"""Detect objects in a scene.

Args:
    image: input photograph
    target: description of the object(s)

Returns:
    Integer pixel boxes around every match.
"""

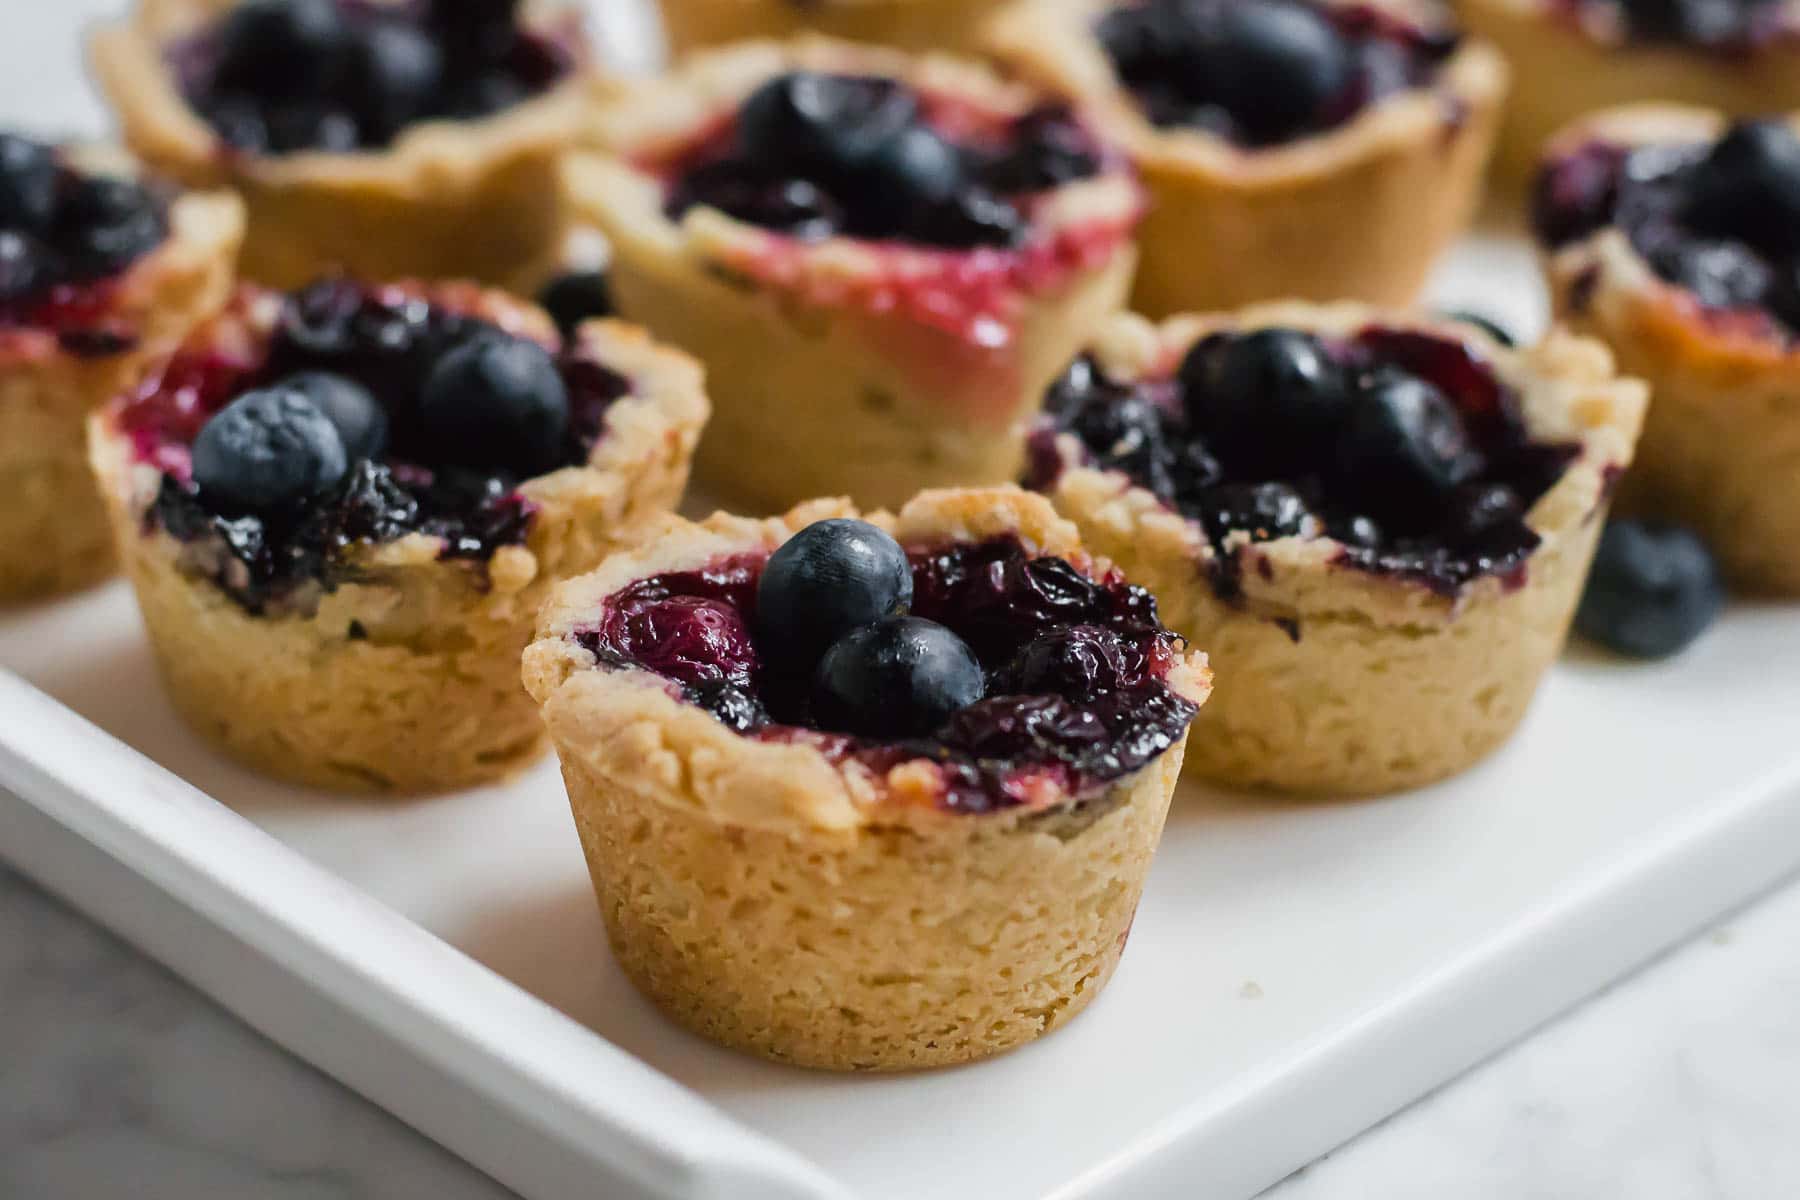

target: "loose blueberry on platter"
[580,518,1200,813]
[1575,518,1724,658]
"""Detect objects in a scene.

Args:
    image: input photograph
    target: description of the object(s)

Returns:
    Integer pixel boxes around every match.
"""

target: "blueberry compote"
[663,72,1107,250]
[1028,327,1578,597]
[1,132,167,351]
[578,526,1198,814]
[170,0,579,156]
[1534,120,1800,338]
[119,279,629,613]
[1550,0,1789,52]
[1095,0,1461,147]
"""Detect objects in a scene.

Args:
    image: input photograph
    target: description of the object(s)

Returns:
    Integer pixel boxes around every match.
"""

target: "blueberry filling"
[1095,0,1461,148]
[0,131,168,340]
[1552,0,1789,51]
[1027,326,1578,597]
[578,526,1198,813]
[170,0,578,156]
[121,279,629,613]
[1534,120,1800,337]
[664,71,1105,250]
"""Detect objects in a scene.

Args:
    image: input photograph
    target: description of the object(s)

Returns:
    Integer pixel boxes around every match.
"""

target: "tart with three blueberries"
[1,133,242,601]
[569,38,1144,512]
[1456,0,1800,187]
[91,0,598,290]
[89,277,708,792]
[986,0,1507,317]
[1026,304,1646,794]
[659,0,1019,59]
[522,488,1209,1070]
[1534,107,1800,594]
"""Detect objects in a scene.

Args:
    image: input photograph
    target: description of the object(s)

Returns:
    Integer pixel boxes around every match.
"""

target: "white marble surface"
[5,854,1799,1199]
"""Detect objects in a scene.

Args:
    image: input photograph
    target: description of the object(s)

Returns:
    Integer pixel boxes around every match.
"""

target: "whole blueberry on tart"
[1534,106,1800,594]
[1025,304,1648,794]
[571,38,1143,511]
[90,0,599,288]
[0,132,242,601]
[89,277,708,792]
[1454,0,1800,186]
[522,489,1209,1070]
[661,0,1022,59]
[986,0,1507,315]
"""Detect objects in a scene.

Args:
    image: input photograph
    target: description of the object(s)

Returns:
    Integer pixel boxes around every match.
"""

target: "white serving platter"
[5,4,1800,1199]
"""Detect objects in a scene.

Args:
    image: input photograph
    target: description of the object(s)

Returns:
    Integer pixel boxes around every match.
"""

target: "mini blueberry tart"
[986,0,1507,317]
[1,135,242,601]
[91,0,599,290]
[569,38,1143,511]
[522,488,1208,1069]
[89,277,708,792]
[1533,107,1800,594]
[660,0,1018,58]
[1456,0,1800,186]
[1026,304,1646,794]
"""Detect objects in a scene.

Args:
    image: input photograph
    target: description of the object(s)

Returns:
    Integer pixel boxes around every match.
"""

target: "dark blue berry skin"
[346,18,444,142]
[1205,1,1352,146]
[280,371,388,463]
[191,387,350,515]
[756,518,914,667]
[1336,369,1483,515]
[812,615,986,739]
[736,72,917,184]
[537,270,613,339]
[1576,520,1723,659]
[997,624,1129,702]
[55,177,167,277]
[214,0,353,99]
[1685,120,1800,257]
[1180,328,1350,469]
[0,133,58,233]
[0,230,44,304]
[851,125,967,234]
[417,334,570,475]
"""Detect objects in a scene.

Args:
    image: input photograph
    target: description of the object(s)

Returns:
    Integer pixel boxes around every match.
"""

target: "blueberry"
[1206,1,1351,146]
[264,104,362,154]
[445,71,530,120]
[55,177,165,277]
[417,333,570,475]
[192,386,350,515]
[1620,0,1756,42]
[1179,328,1350,469]
[1072,392,1172,496]
[1686,120,1800,255]
[199,94,272,152]
[537,269,612,340]
[1338,369,1483,513]
[668,161,844,240]
[812,616,985,738]
[0,230,45,303]
[278,371,388,462]
[688,679,769,734]
[979,107,1099,194]
[1333,513,1384,548]
[1445,481,1524,542]
[755,518,913,666]
[214,0,353,99]
[1441,309,1518,347]
[851,125,966,236]
[910,187,1026,249]
[0,133,58,232]
[346,18,444,141]
[736,72,917,182]
[1197,481,1314,544]
[1644,238,1774,311]
[1575,519,1723,659]
[997,624,1130,701]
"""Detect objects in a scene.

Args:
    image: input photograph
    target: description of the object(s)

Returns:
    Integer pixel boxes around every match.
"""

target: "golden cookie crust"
[1454,0,1800,189]
[569,37,1142,513]
[0,166,243,603]
[1538,105,1800,594]
[1034,304,1646,795]
[89,0,603,291]
[660,0,1020,58]
[90,288,709,793]
[986,0,1507,317]
[522,487,1210,1070]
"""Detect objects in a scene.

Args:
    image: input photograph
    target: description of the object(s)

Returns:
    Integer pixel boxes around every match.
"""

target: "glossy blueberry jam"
[170,0,579,156]
[1533,126,1800,338]
[1027,327,1578,598]
[1549,0,1790,52]
[119,279,629,613]
[1,133,168,351]
[663,71,1108,251]
[578,537,1198,813]
[1096,0,1462,148]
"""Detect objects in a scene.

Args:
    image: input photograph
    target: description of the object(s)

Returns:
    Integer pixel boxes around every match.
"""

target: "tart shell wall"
[522,488,1209,1069]
[88,0,599,291]
[1036,305,1647,795]
[1539,106,1800,595]
[660,0,1021,58]
[0,182,244,602]
[986,0,1508,317]
[88,313,710,793]
[1455,0,1800,189]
